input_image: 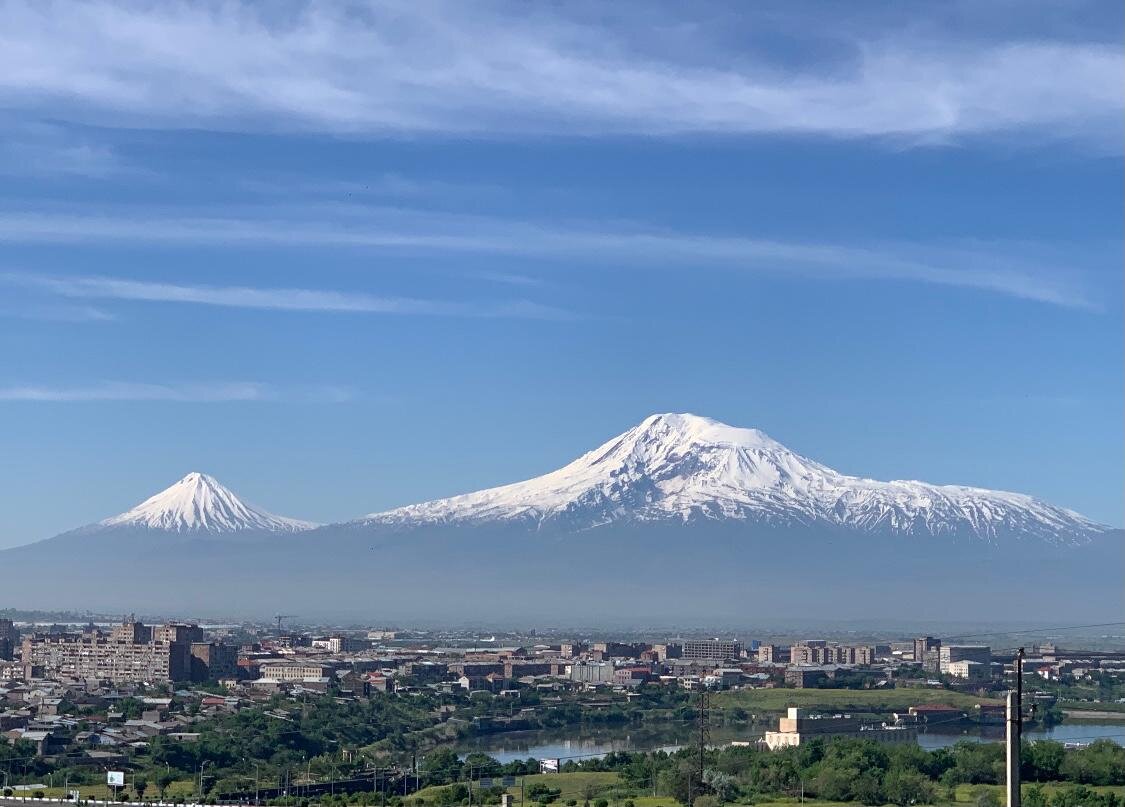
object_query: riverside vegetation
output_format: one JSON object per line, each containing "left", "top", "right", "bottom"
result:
{"left": 2, "top": 687, "right": 1123, "bottom": 807}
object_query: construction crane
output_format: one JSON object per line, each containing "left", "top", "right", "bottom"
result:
{"left": 274, "top": 614, "right": 296, "bottom": 634}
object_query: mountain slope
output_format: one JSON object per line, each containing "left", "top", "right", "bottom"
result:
{"left": 358, "top": 413, "right": 1107, "bottom": 543}
{"left": 95, "top": 471, "right": 317, "bottom": 534}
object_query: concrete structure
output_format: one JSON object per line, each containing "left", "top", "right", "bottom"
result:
{"left": 914, "top": 636, "right": 941, "bottom": 660}
{"left": 940, "top": 645, "right": 992, "bottom": 674}
{"left": 256, "top": 661, "right": 338, "bottom": 681}
{"left": 915, "top": 637, "right": 943, "bottom": 672}
{"left": 764, "top": 707, "right": 917, "bottom": 749}
{"left": 785, "top": 667, "right": 831, "bottom": 688}
{"left": 757, "top": 645, "right": 790, "bottom": 664}
{"left": 945, "top": 659, "right": 989, "bottom": 680}
{"left": 326, "top": 635, "right": 369, "bottom": 654}
{"left": 0, "top": 620, "right": 19, "bottom": 661}
{"left": 791, "top": 643, "right": 875, "bottom": 666}
{"left": 20, "top": 621, "right": 193, "bottom": 683}
{"left": 569, "top": 662, "right": 615, "bottom": 684}
{"left": 189, "top": 642, "right": 238, "bottom": 682}
{"left": 591, "top": 642, "right": 645, "bottom": 658}
{"left": 153, "top": 623, "right": 205, "bottom": 645}
{"left": 681, "top": 639, "right": 741, "bottom": 660}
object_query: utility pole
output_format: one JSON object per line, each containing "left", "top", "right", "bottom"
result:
{"left": 692, "top": 688, "right": 710, "bottom": 805}
{"left": 1007, "top": 648, "right": 1025, "bottom": 807}
{"left": 698, "top": 689, "right": 709, "bottom": 783}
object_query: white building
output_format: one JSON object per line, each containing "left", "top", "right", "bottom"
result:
{"left": 764, "top": 707, "right": 917, "bottom": 750}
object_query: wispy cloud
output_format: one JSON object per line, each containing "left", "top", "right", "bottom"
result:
{"left": 472, "top": 271, "right": 546, "bottom": 288}
{"left": 3, "top": 272, "right": 574, "bottom": 321}
{"left": 0, "top": 302, "right": 115, "bottom": 322}
{"left": 0, "top": 122, "right": 127, "bottom": 178}
{"left": 0, "top": 381, "right": 353, "bottom": 403}
{"left": 0, "top": 206, "right": 1100, "bottom": 309}
{"left": 0, "top": 1, "right": 1118, "bottom": 148}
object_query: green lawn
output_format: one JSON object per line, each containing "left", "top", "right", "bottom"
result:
{"left": 414, "top": 772, "right": 623, "bottom": 806}
{"left": 25, "top": 778, "right": 199, "bottom": 801}
{"left": 952, "top": 783, "right": 1125, "bottom": 803}
{"left": 713, "top": 688, "right": 1001, "bottom": 715}
{"left": 508, "top": 772, "right": 622, "bottom": 801}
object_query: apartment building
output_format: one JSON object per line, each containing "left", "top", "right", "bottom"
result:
{"left": 681, "top": 639, "right": 741, "bottom": 660}
{"left": 939, "top": 646, "right": 992, "bottom": 674}
{"left": 257, "top": 661, "right": 338, "bottom": 681}
{"left": 0, "top": 620, "right": 19, "bottom": 661}
{"left": 21, "top": 622, "right": 192, "bottom": 683}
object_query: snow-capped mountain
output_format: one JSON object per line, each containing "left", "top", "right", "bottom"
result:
{"left": 359, "top": 413, "right": 1107, "bottom": 543}
{"left": 98, "top": 472, "right": 317, "bottom": 534}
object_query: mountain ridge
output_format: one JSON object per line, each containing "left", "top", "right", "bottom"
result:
{"left": 356, "top": 412, "right": 1107, "bottom": 543}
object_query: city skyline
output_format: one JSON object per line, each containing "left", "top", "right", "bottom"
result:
{"left": 1, "top": 0, "right": 1122, "bottom": 549}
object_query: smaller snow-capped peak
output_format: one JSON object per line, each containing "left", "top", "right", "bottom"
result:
{"left": 100, "top": 472, "right": 317, "bottom": 534}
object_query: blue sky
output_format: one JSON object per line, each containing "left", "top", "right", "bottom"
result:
{"left": 0, "top": 0, "right": 1121, "bottom": 547}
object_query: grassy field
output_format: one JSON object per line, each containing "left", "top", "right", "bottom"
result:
{"left": 414, "top": 772, "right": 623, "bottom": 805}
{"left": 713, "top": 688, "right": 1001, "bottom": 715}
{"left": 18, "top": 778, "right": 199, "bottom": 801}
{"left": 15, "top": 775, "right": 1125, "bottom": 807}
{"left": 952, "top": 783, "right": 1125, "bottom": 802}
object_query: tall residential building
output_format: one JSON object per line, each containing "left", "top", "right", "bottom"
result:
{"left": 757, "top": 644, "right": 790, "bottom": 664}
{"left": 154, "top": 623, "right": 205, "bottom": 645}
{"left": 21, "top": 620, "right": 193, "bottom": 683}
{"left": 0, "top": 619, "right": 19, "bottom": 661}
{"left": 939, "top": 645, "right": 991, "bottom": 674}
{"left": 189, "top": 642, "right": 239, "bottom": 681}
{"left": 326, "top": 635, "right": 369, "bottom": 653}
{"left": 790, "top": 643, "right": 875, "bottom": 666}
{"left": 110, "top": 618, "right": 152, "bottom": 644}
{"left": 914, "top": 637, "right": 941, "bottom": 661}
{"left": 681, "top": 639, "right": 741, "bottom": 660}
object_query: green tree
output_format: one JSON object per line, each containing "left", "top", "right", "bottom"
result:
{"left": 1023, "top": 742, "right": 1066, "bottom": 782}
{"left": 884, "top": 769, "right": 935, "bottom": 806}
{"left": 156, "top": 771, "right": 176, "bottom": 799}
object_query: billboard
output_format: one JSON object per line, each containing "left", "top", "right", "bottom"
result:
{"left": 538, "top": 759, "right": 559, "bottom": 774}
{"left": 107, "top": 772, "right": 125, "bottom": 787}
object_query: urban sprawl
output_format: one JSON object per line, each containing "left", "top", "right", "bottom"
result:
{"left": 0, "top": 617, "right": 1121, "bottom": 807}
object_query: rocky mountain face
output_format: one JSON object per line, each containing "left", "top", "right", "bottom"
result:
{"left": 357, "top": 413, "right": 1108, "bottom": 544}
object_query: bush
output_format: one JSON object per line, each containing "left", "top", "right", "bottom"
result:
{"left": 973, "top": 787, "right": 1001, "bottom": 807}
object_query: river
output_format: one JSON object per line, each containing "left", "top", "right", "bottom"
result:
{"left": 457, "top": 721, "right": 1125, "bottom": 763}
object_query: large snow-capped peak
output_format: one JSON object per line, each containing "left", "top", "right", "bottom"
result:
{"left": 360, "top": 413, "right": 1107, "bottom": 543}
{"left": 100, "top": 472, "right": 317, "bottom": 534}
